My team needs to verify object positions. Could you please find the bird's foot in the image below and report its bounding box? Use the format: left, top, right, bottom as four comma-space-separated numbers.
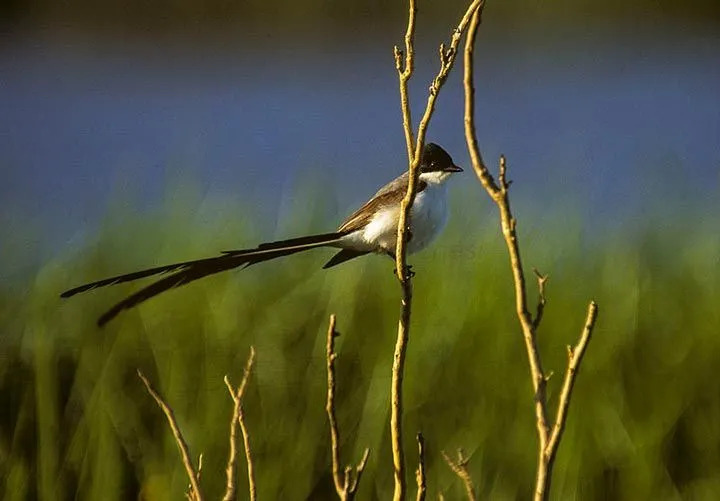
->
393, 264, 415, 280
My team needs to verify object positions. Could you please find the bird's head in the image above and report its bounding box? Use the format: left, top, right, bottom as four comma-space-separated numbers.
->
418, 143, 463, 184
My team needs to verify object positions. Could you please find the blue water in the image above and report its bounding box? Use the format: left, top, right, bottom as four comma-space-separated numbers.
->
1, 31, 719, 255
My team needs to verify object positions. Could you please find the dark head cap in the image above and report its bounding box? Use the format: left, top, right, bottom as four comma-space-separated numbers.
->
419, 143, 463, 173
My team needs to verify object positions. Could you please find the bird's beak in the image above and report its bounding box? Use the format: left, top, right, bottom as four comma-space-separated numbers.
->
444, 164, 463, 172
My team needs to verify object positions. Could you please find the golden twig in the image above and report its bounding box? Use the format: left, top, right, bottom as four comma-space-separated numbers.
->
391, 3, 485, 500
462, 4, 600, 500
137, 370, 203, 501
326, 315, 370, 501
223, 347, 257, 501
441, 449, 476, 501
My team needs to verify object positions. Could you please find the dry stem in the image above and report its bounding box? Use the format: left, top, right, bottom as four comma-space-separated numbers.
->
223, 347, 257, 501
325, 314, 370, 500
462, 5, 600, 500
442, 449, 476, 501
391, 2, 484, 500
137, 370, 203, 501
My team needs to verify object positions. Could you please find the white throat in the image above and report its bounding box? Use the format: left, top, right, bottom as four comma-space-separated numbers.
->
419, 170, 452, 185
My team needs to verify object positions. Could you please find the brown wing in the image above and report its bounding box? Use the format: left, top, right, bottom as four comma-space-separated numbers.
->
337, 178, 427, 233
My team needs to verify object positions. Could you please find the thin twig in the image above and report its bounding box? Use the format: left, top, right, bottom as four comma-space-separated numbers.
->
415, 433, 426, 501
462, 5, 600, 500
325, 314, 370, 500
442, 449, 476, 501
137, 370, 203, 501
391, 3, 484, 500
223, 347, 257, 501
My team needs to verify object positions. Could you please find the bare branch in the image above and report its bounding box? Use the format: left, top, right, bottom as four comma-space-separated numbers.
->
415, 433, 426, 501
464, 0, 552, 457
137, 370, 203, 501
223, 347, 257, 501
442, 449, 476, 501
391, 3, 485, 500
325, 314, 370, 500
463, 5, 599, 501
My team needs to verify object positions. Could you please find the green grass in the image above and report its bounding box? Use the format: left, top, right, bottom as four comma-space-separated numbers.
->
1, 185, 719, 500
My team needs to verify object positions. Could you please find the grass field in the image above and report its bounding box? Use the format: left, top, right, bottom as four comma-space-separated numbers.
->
1, 183, 719, 500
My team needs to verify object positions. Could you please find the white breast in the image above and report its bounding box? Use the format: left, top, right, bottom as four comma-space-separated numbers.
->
407, 183, 448, 253
342, 182, 448, 255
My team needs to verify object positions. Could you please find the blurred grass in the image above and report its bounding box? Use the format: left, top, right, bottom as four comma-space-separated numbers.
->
1, 182, 719, 500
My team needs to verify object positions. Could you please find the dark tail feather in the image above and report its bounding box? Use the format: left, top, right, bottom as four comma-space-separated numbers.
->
96, 235, 348, 327
61, 232, 346, 299
97, 253, 248, 326
60, 257, 229, 298
322, 249, 369, 269
60, 232, 347, 326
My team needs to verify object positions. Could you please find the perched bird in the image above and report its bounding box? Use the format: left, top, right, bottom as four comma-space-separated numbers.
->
61, 142, 463, 326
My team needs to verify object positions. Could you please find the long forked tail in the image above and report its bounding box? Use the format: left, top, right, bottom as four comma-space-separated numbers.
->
61, 231, 346, 326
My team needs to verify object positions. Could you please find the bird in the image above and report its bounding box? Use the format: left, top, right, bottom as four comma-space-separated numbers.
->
61, 142, 463, 326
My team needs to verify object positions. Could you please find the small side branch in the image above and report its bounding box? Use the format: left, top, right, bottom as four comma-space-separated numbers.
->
223, 347, 257, 501
532, 269, 548, 332
545, 302, 598, 459
137, 370, 204, 501
326, 315, 370, 501
442, 449, 476, 501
